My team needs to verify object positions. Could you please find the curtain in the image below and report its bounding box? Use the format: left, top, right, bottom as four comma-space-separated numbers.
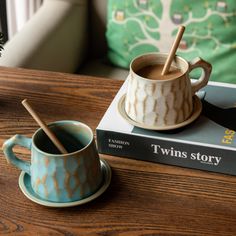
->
6, 0, 43, 39
0, 0, 8, 42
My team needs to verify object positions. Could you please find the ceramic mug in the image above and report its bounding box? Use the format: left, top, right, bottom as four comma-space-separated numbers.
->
125, 52, 212, 127
2, 120, 103, 203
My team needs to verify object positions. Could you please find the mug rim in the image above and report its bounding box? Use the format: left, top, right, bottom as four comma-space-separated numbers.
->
130, 52, 189, 82
31, 120, 94, 157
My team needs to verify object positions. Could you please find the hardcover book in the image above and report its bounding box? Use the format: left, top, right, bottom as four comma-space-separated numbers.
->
96, 79, 236, 176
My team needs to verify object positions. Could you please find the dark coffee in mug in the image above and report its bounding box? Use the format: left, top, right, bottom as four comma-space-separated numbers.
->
136, 64, 183, 80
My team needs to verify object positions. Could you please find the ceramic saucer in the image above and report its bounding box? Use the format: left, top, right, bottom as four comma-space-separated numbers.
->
118, 94, 202, 131
18, 159, 111, 208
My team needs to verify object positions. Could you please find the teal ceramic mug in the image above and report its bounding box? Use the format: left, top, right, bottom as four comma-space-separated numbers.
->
2, 120, 103, 203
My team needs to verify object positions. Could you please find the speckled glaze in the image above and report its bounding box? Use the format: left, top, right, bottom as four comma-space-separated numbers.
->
2, 121, 103, 203
125, 53, 212, 127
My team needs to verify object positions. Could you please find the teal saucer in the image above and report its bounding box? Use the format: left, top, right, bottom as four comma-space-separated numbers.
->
18, 159, 111, 207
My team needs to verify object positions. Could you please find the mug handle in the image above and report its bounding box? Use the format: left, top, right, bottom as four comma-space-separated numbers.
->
189, 57, 212, 96
2, 134, 32, 175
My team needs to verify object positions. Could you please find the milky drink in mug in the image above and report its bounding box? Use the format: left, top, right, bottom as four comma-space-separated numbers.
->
125, 53, 212, 127
136, 64, 183, 81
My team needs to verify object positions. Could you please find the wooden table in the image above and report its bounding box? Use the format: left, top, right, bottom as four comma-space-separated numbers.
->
0, 66, 236, 236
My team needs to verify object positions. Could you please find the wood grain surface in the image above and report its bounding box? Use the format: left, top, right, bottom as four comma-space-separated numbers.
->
0, 66, 236, 236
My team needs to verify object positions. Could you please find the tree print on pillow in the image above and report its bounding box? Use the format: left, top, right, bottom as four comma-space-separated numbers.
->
106, 0, 236, 82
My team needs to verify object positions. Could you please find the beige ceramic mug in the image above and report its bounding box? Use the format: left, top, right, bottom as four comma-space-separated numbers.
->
125, 52, 212, 128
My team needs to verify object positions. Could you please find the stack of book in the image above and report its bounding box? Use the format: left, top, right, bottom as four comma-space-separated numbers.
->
96, 79, 236, 176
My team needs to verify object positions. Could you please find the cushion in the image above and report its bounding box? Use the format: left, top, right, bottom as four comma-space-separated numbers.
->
106, 0, 236, 83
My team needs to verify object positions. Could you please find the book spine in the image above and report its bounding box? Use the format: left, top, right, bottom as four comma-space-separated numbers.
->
96, 129, 236, 176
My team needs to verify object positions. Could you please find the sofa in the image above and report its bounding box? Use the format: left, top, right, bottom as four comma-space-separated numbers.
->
0, 0, 129, 80
0, 0, 235, 83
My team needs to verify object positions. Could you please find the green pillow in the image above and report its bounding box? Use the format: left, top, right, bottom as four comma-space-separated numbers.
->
106, 0, 236, 83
